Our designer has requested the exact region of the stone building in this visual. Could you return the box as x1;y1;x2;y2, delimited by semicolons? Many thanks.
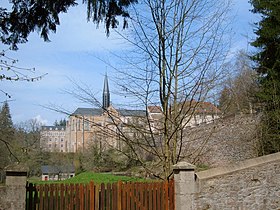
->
173;100;222;128
40;74;221;153
65;74;147;152
40;126;67;152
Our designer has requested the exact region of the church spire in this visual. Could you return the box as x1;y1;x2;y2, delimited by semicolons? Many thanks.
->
103;73;110;109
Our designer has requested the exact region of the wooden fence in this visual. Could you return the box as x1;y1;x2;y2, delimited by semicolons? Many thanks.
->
26;179;175;210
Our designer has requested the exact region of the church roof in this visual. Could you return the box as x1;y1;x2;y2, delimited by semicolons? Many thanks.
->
72;107;146;117
72;108;103;116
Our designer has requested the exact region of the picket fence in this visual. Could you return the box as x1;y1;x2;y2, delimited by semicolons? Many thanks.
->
26;179;175;210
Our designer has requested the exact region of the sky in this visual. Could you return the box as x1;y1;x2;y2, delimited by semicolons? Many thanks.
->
0;0;259;126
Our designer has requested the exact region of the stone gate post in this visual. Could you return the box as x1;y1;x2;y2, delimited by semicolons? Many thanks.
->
173;162;196;210
5;165;28;210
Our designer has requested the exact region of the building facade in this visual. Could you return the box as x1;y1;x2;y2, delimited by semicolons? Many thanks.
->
40;126;67;152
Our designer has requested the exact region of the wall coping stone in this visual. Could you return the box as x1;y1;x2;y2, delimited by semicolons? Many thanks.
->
196;152;280;180
173;162;196;171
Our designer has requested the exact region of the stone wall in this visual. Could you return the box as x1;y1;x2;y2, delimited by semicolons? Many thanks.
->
0;165;27;210
173;152;280;210
184;114;260;167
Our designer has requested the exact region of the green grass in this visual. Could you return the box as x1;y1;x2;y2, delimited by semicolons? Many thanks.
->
28;171;147;185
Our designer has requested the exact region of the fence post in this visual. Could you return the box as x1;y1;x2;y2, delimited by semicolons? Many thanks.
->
173;162;195;210
5;164;28;210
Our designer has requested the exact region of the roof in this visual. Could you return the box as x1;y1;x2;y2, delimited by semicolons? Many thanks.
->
118;109;146;117
41;126;66;131
72;107;146;117
41;165;75;174
72;108;103;116
148;106;162;113
179;100;221;115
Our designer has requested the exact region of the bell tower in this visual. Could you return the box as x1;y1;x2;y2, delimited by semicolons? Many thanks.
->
102;73;110;109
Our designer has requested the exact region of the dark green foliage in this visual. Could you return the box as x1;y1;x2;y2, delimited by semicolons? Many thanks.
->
1;0;77;50
1;0;137;49
54;119;66;126
0;101;15;173
250;0;280;154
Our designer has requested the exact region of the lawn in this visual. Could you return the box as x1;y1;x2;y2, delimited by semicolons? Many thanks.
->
28;171;147;185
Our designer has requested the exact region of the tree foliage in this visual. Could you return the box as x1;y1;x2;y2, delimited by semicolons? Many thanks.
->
0;101;15;175
1;0;137;50
54;119;67;127
250;0;280;154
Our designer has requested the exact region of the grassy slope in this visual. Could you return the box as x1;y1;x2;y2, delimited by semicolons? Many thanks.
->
29;171;147;184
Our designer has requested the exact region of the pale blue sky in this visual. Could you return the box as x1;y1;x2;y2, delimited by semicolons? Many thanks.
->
1;0;259;125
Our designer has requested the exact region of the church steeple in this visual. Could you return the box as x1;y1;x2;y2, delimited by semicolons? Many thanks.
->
103;73;110;109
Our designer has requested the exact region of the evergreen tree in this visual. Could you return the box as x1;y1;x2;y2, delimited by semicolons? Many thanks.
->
0;101;14;139
250;0;280;154
1;0;137;50
0;101;15;172
54;119;66;127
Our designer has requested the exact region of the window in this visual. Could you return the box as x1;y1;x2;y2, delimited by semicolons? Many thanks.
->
84;121;90;131
61;138;64;142
48;144;51;147
71;119;75;131
61;144;63;147
77;119;80;131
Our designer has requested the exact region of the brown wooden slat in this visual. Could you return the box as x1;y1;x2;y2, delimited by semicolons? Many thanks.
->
120;182;126;210
117;181;122;210
148;183;153;210
75;184;80;210
60;184;64;210
49;184;54;210
169;179;174;210
84;183;89;210
95;184;100;210
157;182;161;210
144;183;148;210
66;184;70;210
89;181;94;210
132;182;136;210
100;183;105;210
162;181;168;210
54;184;59;209
39;185;44;210
44;184;49;210
128;182;132;210
79;184;84;210
106;183;111;210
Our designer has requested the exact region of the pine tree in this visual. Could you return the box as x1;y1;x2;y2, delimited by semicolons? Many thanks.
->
0;101;15;171
250;0;280;154
0;101;14;140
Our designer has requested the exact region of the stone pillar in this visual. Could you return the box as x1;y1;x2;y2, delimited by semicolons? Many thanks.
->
5;165;28;210
173;162;196;210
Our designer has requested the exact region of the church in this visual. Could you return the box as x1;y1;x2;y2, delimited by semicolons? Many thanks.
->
65;74;150;152
40;74;221;153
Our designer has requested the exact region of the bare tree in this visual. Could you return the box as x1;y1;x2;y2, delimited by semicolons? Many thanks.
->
101;0;231;179
59;0;231;180
0;48;47;99
219;51;258;116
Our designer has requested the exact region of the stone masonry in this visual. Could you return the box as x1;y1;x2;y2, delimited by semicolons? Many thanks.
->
173;152;280;210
